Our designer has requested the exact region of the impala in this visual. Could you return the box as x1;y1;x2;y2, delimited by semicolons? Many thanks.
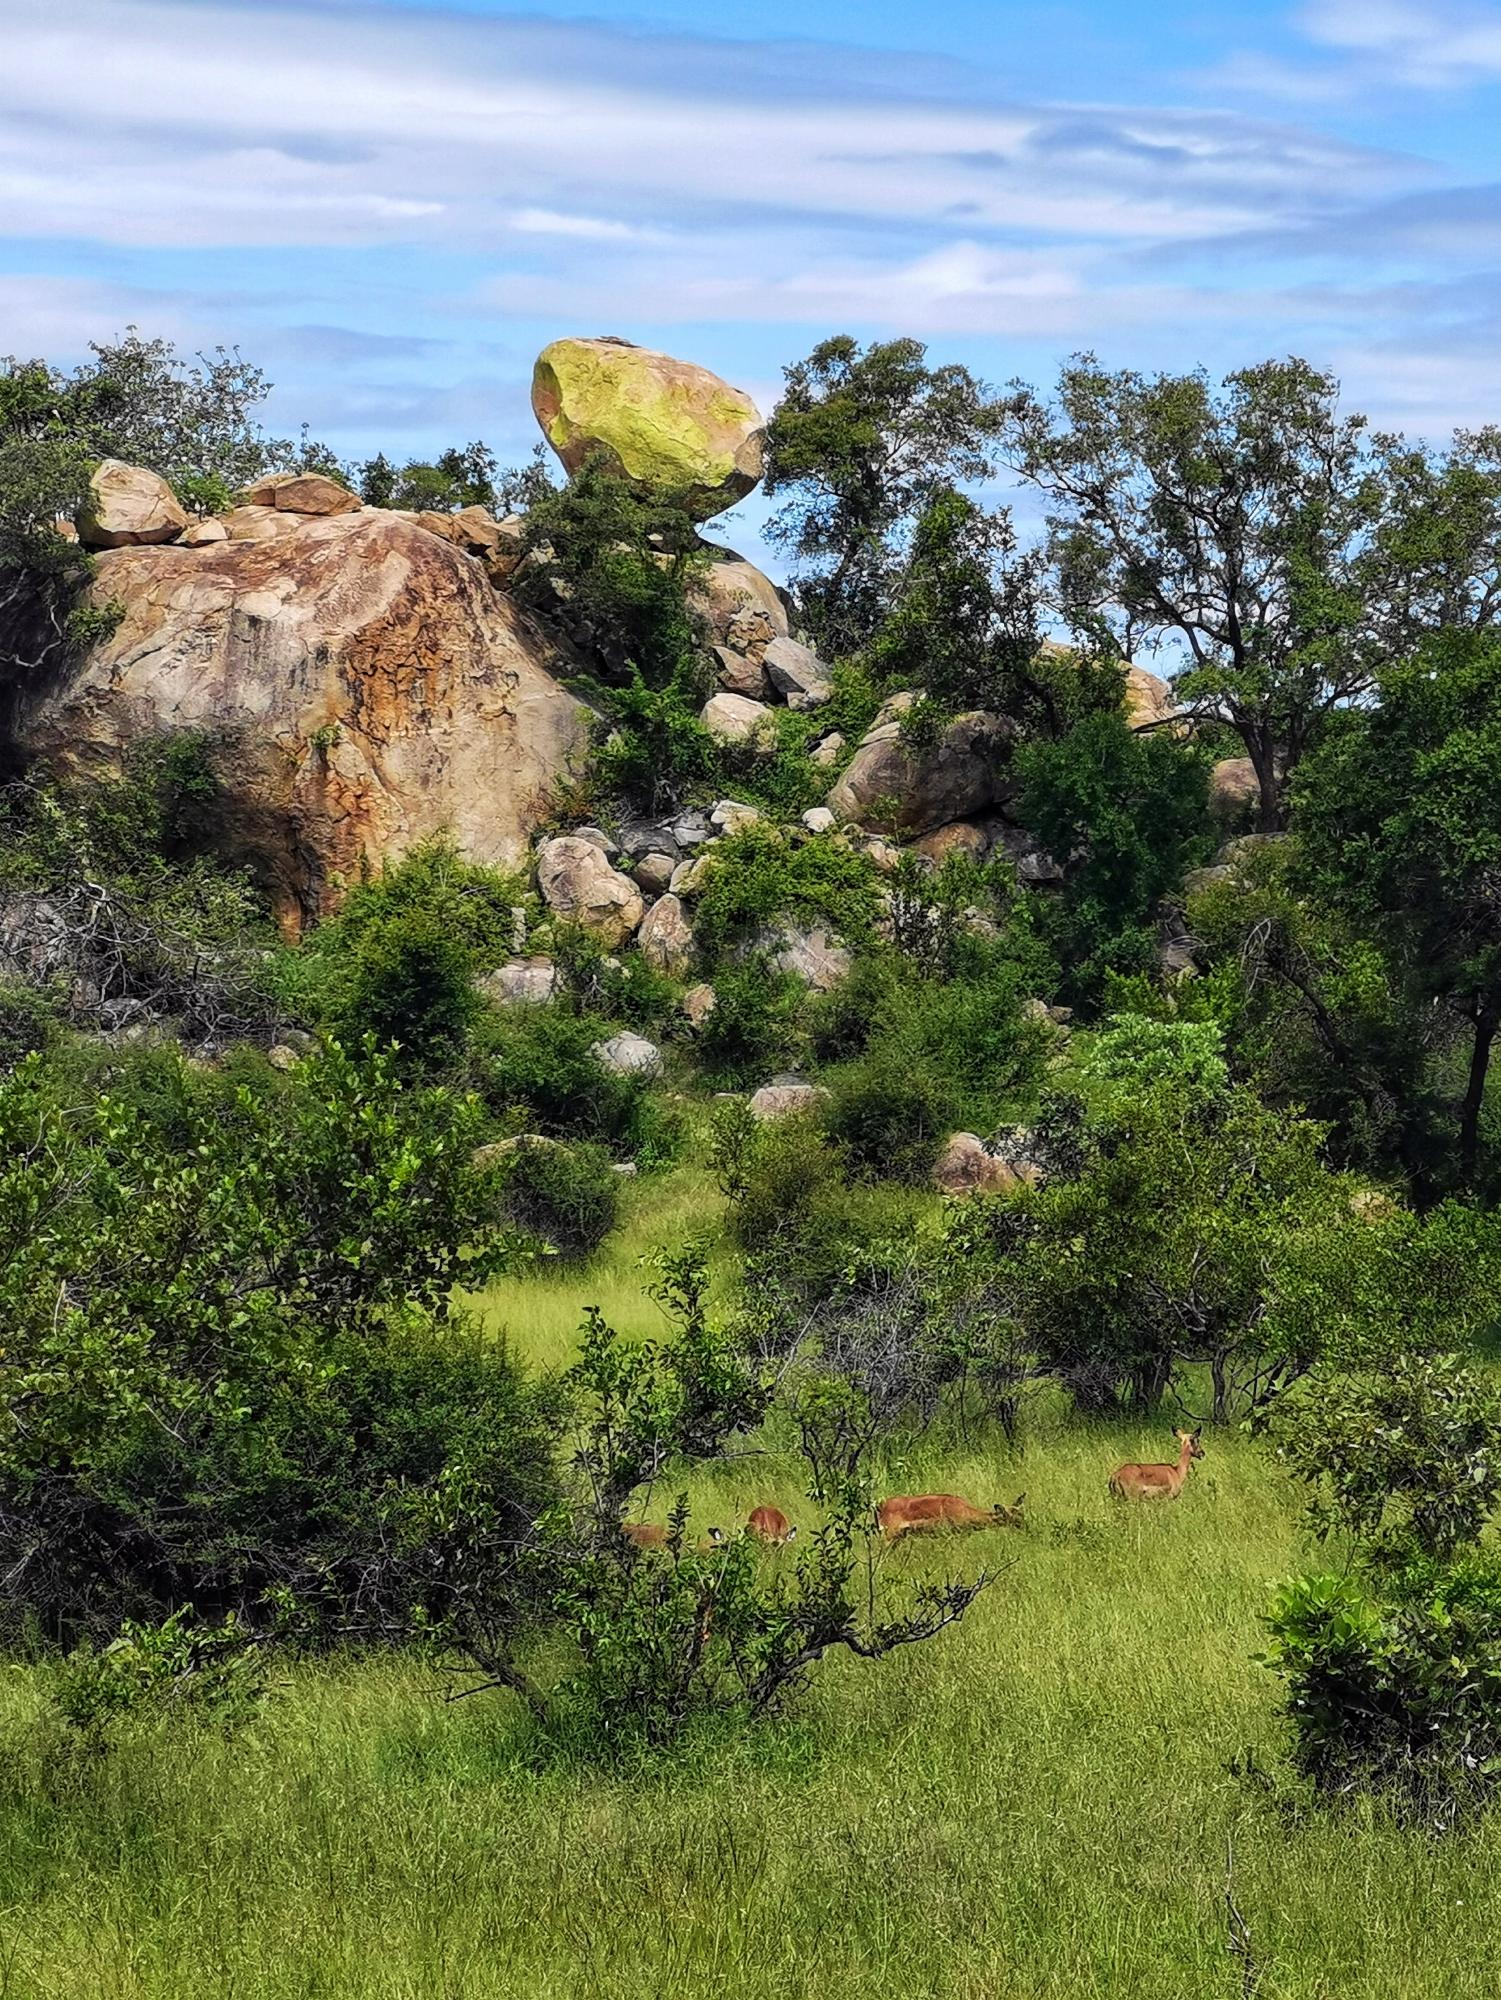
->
747;1505;797;1545
875;1493;1026;1543
1109;1429;1204;1501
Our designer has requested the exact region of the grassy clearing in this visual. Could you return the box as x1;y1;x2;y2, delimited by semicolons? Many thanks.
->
4;1175;1501;1998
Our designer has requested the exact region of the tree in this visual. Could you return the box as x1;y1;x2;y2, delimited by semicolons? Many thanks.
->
358;441;502;513
1294;628;1501;1191
762;336;1007;657
1005;356;1385;829
1013;709;1212;999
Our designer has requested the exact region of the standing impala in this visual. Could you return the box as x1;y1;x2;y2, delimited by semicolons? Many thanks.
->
1109;1429;1204;1501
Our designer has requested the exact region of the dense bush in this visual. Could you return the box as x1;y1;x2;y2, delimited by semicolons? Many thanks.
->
469;1002;670;1158
0;1039;553;1644
692;959;805;1088
691;823;879;961
495;1136;621;1258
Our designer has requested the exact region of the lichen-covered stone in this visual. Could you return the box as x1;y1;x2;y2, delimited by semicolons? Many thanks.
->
531;337;764;521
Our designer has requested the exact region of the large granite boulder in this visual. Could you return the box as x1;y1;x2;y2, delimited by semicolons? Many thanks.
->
700;692;775;749
75;460;188;549
636;892;695;976
1123;666;1177;732
13;511;589;929
532;338;764;521
536;836;645;947
826;709;1013;834
1209;756;1260;822
690;545;789;642
241;471;362;516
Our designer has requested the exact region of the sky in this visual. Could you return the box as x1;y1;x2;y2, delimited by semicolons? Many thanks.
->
6;0;1501;562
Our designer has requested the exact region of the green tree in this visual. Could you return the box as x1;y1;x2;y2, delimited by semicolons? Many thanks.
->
1294;628;1501;1190
1005;357;1386;829
762;336;1007;657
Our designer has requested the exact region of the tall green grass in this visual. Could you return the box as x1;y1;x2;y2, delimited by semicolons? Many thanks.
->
3;1175;1500;1998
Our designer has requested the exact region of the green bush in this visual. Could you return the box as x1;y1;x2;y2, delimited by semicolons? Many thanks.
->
470;1003;660;1155
693;960;805;1088
336;904;479;1060
0;980;58;1069
692;823;879;961
826;1045;958;1184
496;1137;620;1258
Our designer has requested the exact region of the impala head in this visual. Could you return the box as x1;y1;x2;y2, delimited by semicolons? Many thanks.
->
1175;1428;1205;1462
992;1493;1026;1526
706;1526;726;1544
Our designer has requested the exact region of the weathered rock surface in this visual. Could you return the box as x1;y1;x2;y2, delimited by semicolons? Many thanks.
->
800;806;836;835
590;1031;664;1078
767;923;852;992
711;645;770;700
912;819;989;866
827;710;1012;834
810;732;845;770
636;893;695;976
669;855;711;898
1209;756;1259;822
701;692;775;749
680;981;717;1027
690;547;789;642
749;1077;831;1121
180;518;228;546
242;471;362;516
219;505;300;542
1123;666;1177;732
762;635;833;709
532;338;764;520
76;460;188;549
710;799;760;836
479;958;559;1006
633;851;677;897
932;1131;1039;1197
15;511;589;927
536;836;645;946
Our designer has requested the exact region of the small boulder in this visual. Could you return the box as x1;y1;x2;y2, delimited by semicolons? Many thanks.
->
669;855;712;898
1209;756;1260;822
241;471;362;516
636;893;695;976
266;1043;301;1073
810;732;845;770
572;824;619;857
768;923;852;992
1182;865;1233;897
701;692;776;749
666;809;714;850
536;835;644;947
749;1076;831;1121
912;819;989;866
590;1031;663;1079
712;644;770;701
762;634;833;709
690;546;790;641
479;958;559;1006
532;337;764;521
634;851;677;897
681;981;717;1028
827;710;1013;834
180;517;229;546
219;504;300;542
710;799;760;836
76;460;188;549
932;1132;1033;1198
800;806;837;835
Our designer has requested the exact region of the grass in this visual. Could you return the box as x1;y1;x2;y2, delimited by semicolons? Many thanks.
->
4;1173;1501;1997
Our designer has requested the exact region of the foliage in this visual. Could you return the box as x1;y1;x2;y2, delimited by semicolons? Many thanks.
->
469;1001;665;1157
691;822;879;961
762;336;1007;657
588;660;721;812
1293;629;1501;1189
0;1039;549;1643
47;1609;268;1752
692;959;806;1089
495;1136;621;1259
1014;710;1212;1001
358;441;499;512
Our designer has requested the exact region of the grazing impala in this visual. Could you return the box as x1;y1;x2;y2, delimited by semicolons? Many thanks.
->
875;1493;1026;1543
620;1521;670;1551
747;1505;797;1545
1109;1429;1204;1501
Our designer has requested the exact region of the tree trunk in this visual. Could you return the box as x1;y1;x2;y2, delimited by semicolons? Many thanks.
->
1459;999;1499;1189
1241;724;1282;833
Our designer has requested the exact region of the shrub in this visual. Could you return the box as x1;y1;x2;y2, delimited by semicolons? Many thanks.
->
336;904;480;1060
692;823;879;962
470;1003;658;1155
693;959;805;1088
496;1137;620;1258
47;1609;268;1752
826;1046;958;1183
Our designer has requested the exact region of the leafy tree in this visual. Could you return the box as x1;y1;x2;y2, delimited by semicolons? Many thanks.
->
1293;629;1501;1190
1014;710;1211;1000
1005;357;1386;828
762;336;1007;657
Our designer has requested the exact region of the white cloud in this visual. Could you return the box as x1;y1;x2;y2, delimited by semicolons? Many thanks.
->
1300;0;1501;84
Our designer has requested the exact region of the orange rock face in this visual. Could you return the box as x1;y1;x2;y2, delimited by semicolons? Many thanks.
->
13;512;588;929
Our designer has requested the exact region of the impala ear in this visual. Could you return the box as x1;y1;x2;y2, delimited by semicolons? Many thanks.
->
787;1525;799;1540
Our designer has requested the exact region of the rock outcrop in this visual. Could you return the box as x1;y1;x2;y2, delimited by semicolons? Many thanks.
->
1208;756;1259;822
1123;666;1177;732
826;709;1013;834
536;836;644;946
76;460;188;549
14;510;588;928
636;893;695;976
241;471;362;516
749;1077;830;1121
691;546;789;642
532;337;764;520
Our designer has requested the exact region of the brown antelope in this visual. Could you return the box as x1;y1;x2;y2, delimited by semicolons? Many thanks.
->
747;1505;797;1546
1108;1429;1204;1501
875;1493;1026;1543
620;1521;670;1551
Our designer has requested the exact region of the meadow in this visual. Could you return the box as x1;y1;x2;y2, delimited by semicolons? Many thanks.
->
1;1168;1498;2000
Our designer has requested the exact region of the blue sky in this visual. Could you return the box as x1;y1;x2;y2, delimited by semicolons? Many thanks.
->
6;0;1501;561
